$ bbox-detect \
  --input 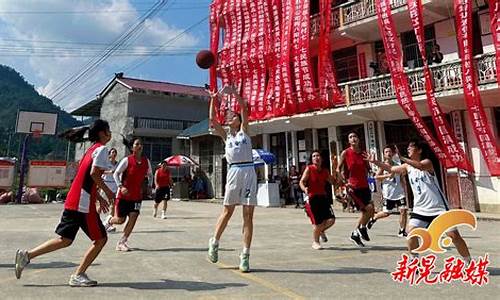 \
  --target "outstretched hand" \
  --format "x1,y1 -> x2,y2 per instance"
363,151 -> 377,163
